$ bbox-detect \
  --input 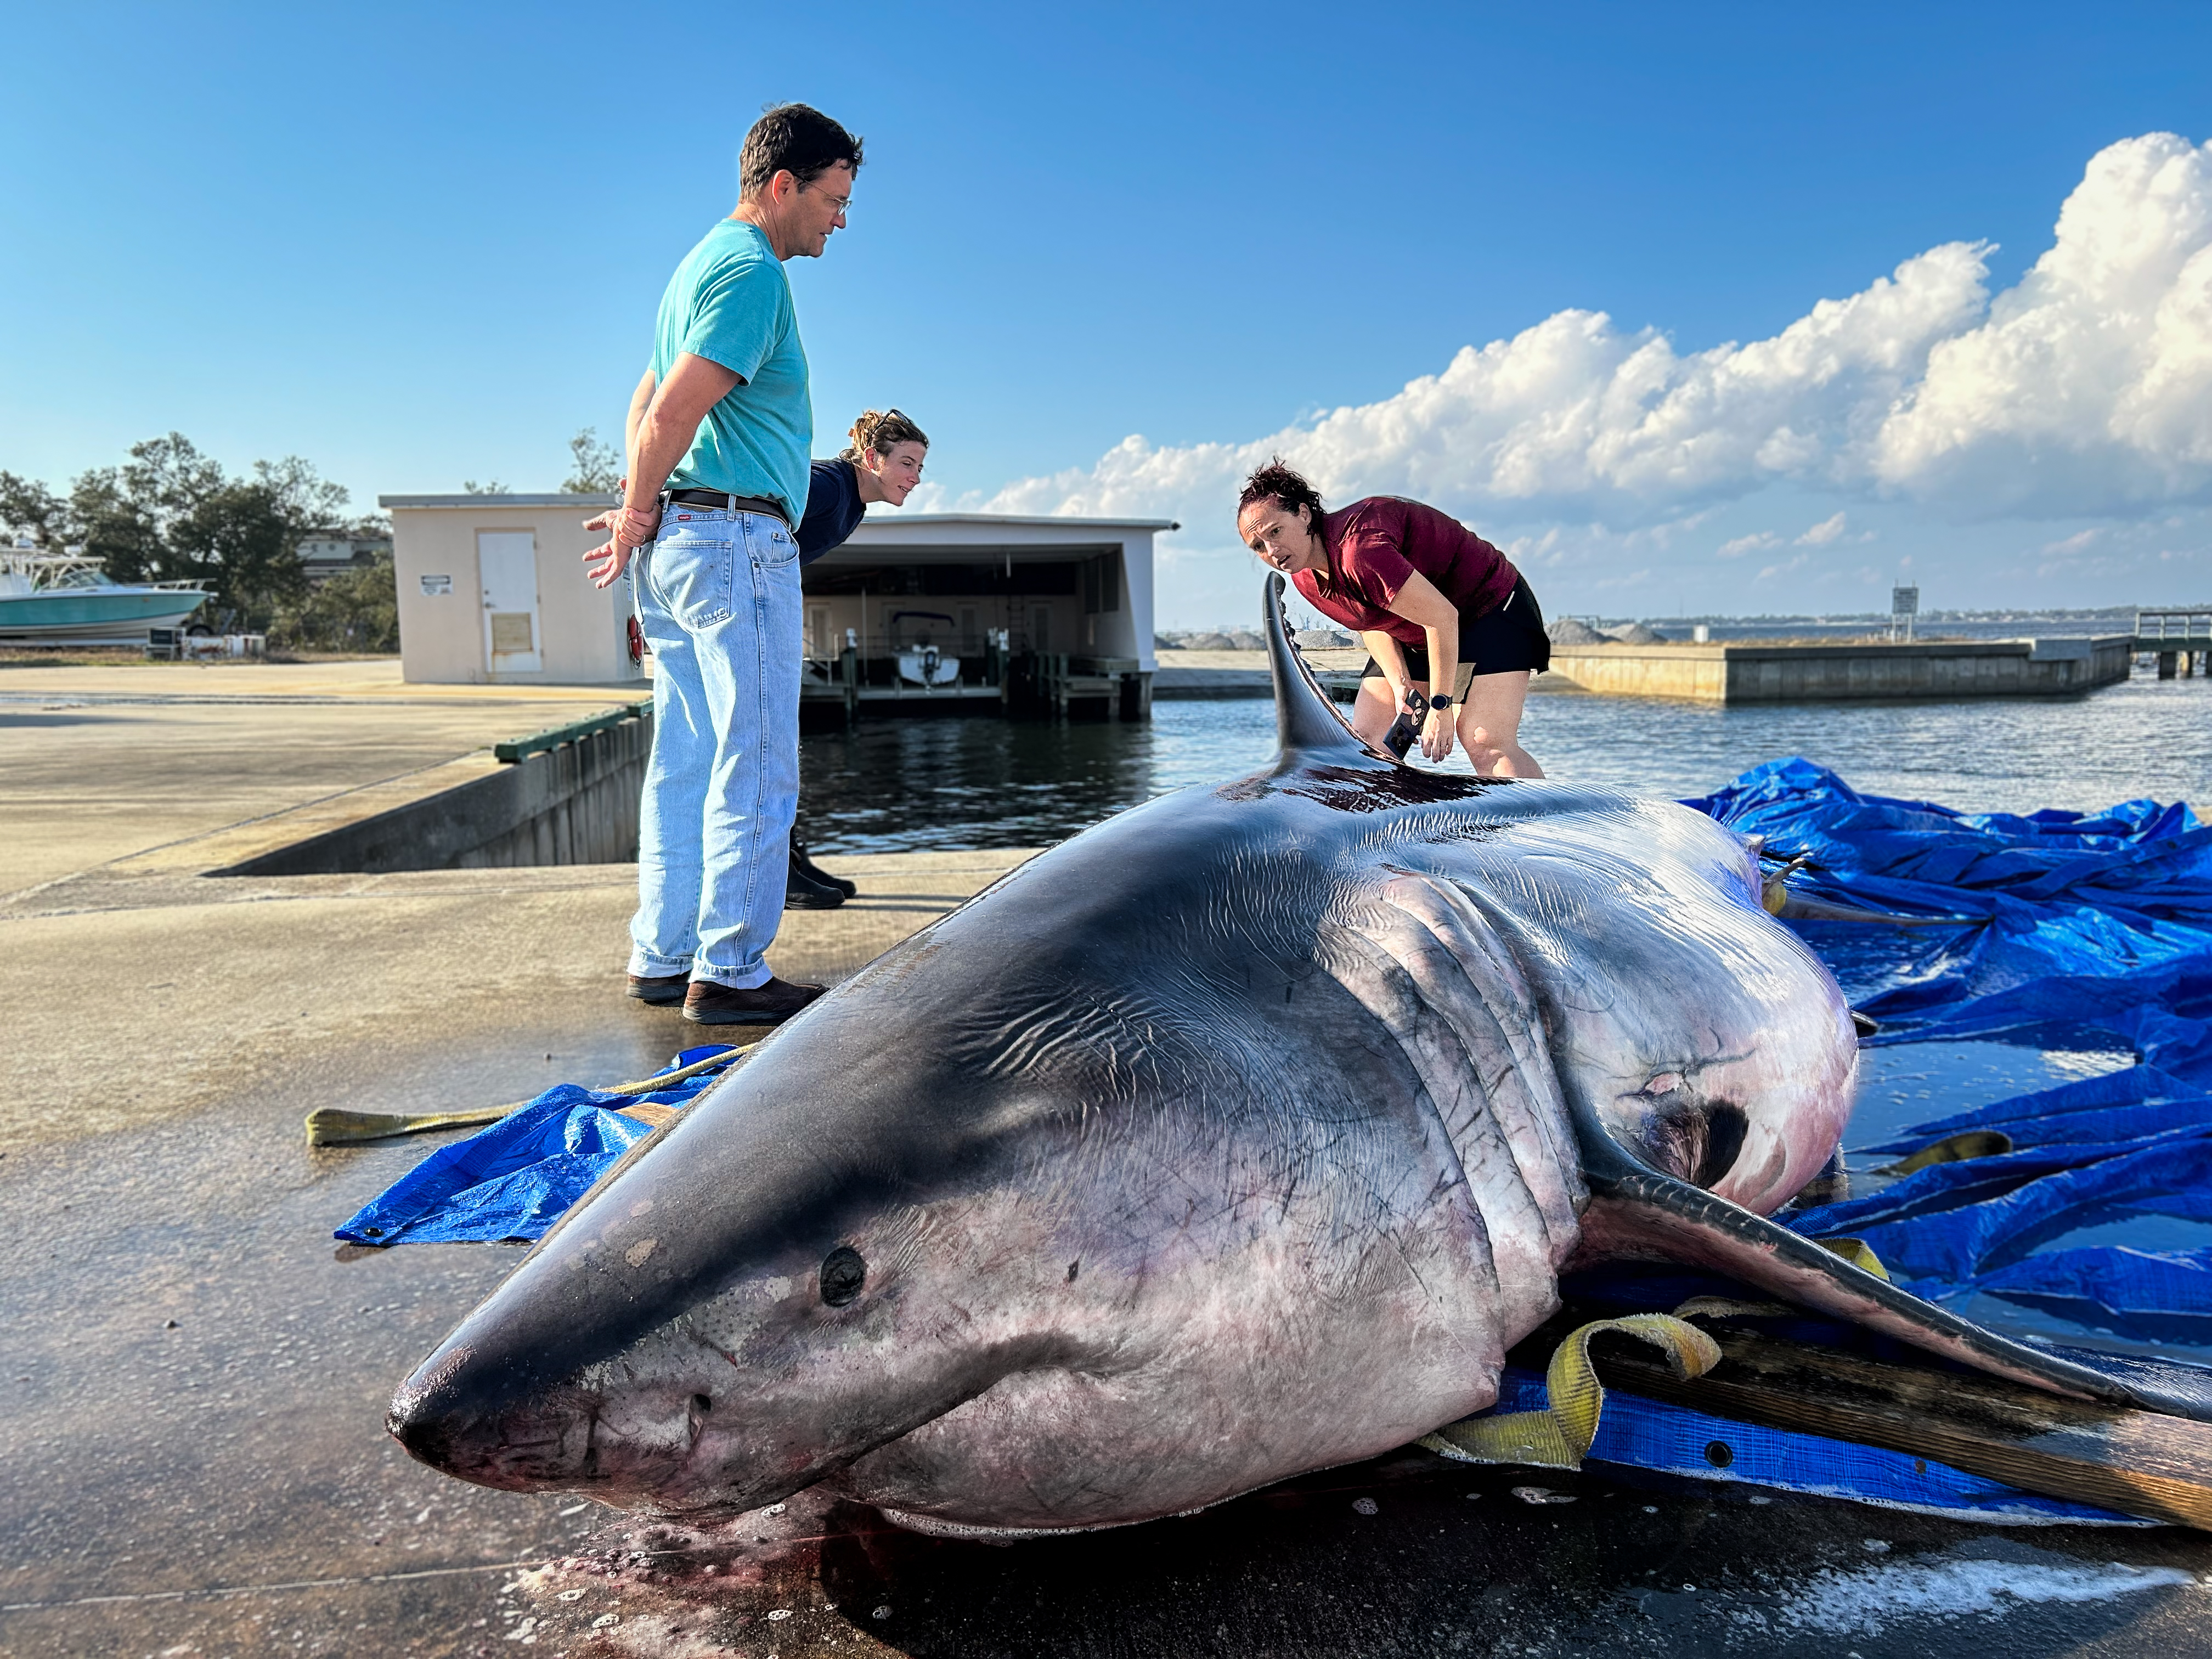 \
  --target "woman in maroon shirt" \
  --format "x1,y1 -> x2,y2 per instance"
1235,461 -> 1549,776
